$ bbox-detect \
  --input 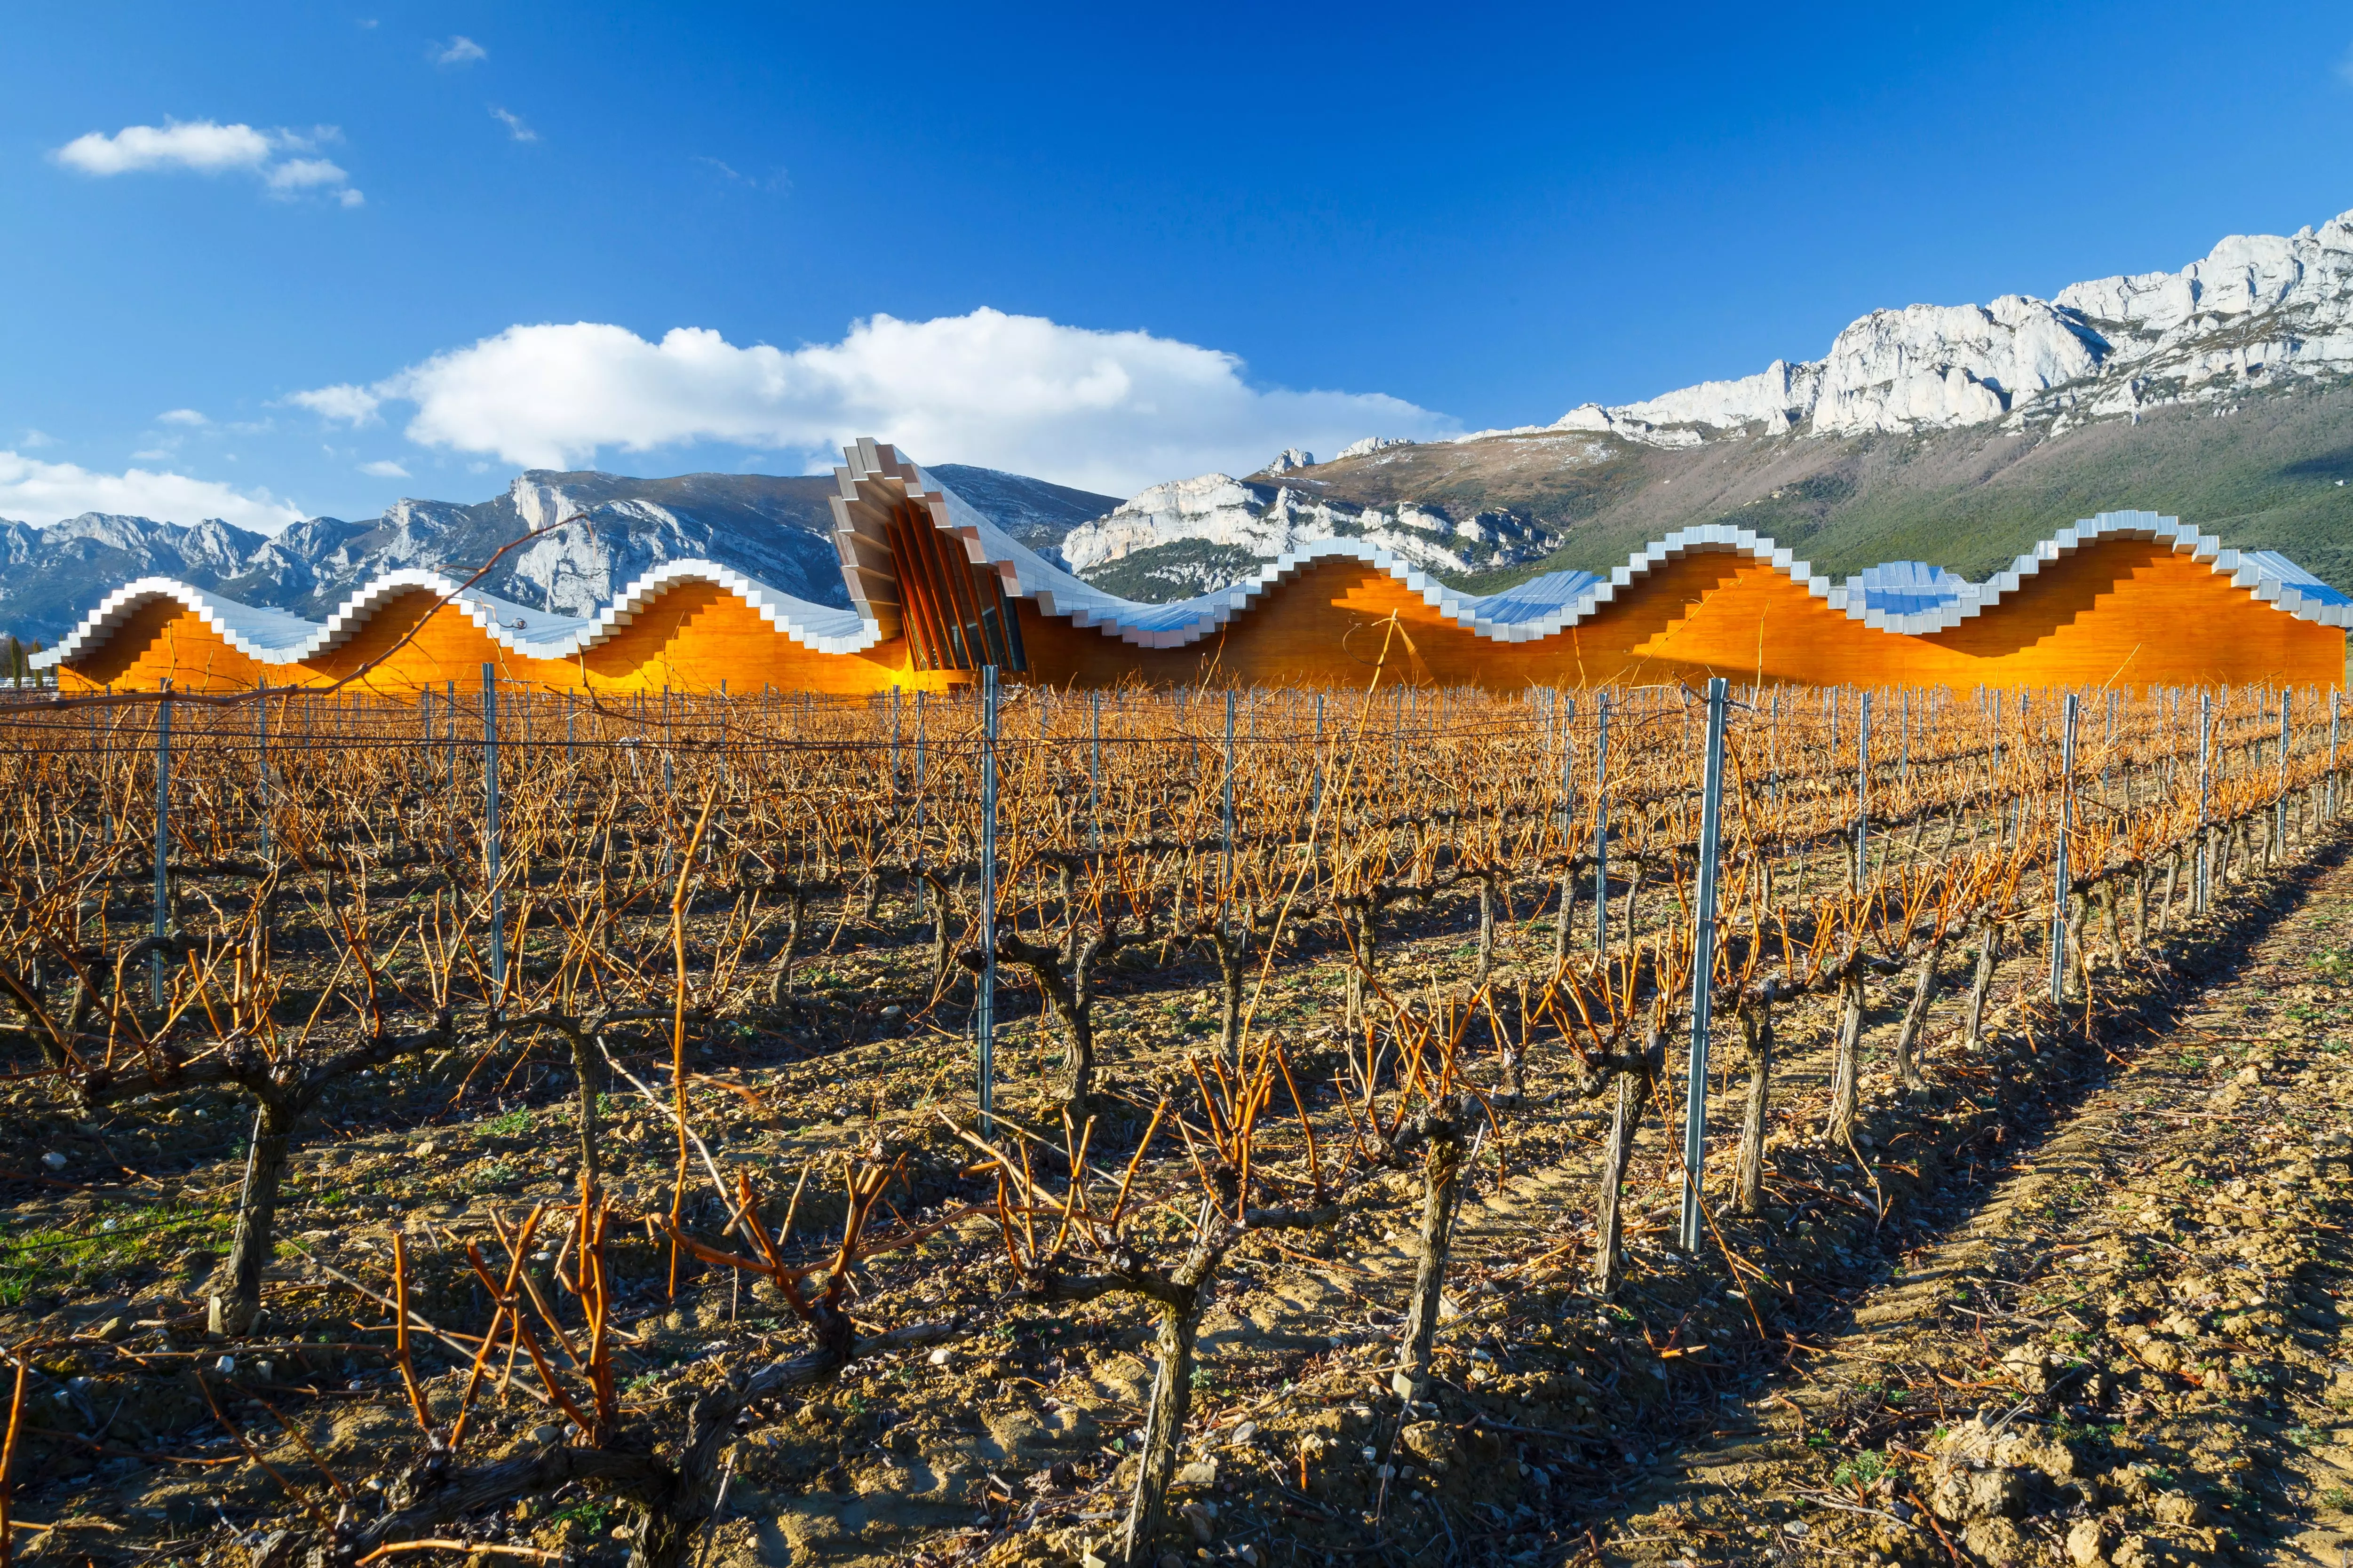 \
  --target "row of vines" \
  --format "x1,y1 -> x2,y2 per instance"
0,674 -> 2339,1566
